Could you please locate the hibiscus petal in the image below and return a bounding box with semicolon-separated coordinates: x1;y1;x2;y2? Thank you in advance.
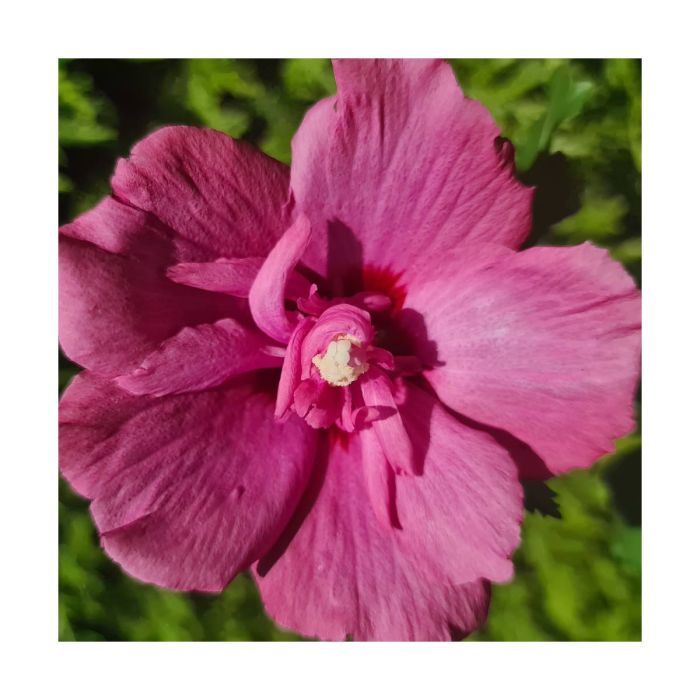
249;215;311;342
112;126;291;259
59;228;239;377
293;379;343;429
166;257;311;300
356;382;521;583
60;194;211;262
59;372;317;592
359;429;400;529
275;317;316;418
167;257;265;296
291;59;532;288
393;382;522;583
115;319;284;397
255;433;492;641
360;370;415;474
404;242;641;474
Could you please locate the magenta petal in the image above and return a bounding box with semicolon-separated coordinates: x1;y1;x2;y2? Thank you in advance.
167;257;265;296
60;194;208;262
275;317;316;419
293;379;343;429
60;372;317;592
112;126;291;259
60;210;238;377
249;215;312;342
292;378;324;418
167;257;311;300
406;242;641;474
115;319;284;397
255;434;492;641
291;59;532;285
338;387;355;432
361;371;415;474
60;133;292;376
356;381;521;583
359;429;400;529
392;382;522;583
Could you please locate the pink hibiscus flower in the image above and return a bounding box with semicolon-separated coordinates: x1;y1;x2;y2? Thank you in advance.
59;59;641;641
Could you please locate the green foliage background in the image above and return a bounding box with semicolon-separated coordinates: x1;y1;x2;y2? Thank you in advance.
59;58;641;642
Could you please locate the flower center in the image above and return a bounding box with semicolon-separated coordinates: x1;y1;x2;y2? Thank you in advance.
312;334;369;387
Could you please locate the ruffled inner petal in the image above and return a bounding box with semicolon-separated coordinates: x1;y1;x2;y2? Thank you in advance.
360;370;415;474
167;257;311;300
249;215;312;342
116;319;284;397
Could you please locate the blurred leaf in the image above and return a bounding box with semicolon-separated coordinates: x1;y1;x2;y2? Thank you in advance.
548;66;595;126
517;66;594;171
612;237;642;265
553;191;628;242
477;464;641;641
604;59;641;94
282;59;335;102
629;95;642;171
603;60;641;172
58;63;116;147
254;92;306;165
58;172;73;193
185;59;263;137
59;120;116;147
611;526;642;575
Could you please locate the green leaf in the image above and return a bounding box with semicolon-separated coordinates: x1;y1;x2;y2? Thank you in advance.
58;172;73;193
611;526;642;575
477;463;641;641
548;66;595;123
516;66;594;171
58;63;116;148
282;59;336;102
612;237;642;265
184;59;263;137
553;191;628;242
629;95;641;171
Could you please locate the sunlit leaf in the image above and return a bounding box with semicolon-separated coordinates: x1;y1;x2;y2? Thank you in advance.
58;63;116;147
282;58;335;101
611;526;642;575
553;191;628;242
516;65;594;171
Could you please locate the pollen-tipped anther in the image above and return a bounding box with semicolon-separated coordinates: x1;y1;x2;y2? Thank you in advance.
312;334;369;387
